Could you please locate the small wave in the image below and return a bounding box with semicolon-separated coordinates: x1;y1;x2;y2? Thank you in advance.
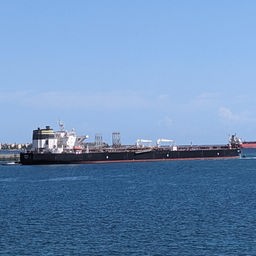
0;178;18;182
6;176;93;183
47;176;90;182
240;156;256;160
1;162;19;166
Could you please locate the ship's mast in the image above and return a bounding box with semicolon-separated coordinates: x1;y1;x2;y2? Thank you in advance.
58;120;65;131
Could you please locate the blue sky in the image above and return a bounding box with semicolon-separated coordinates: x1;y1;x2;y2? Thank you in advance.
1;0;256;145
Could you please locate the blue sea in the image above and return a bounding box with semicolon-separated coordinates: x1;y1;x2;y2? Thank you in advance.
1;159;256;255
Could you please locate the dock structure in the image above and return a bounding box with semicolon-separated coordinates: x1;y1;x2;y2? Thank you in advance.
0;153;20;161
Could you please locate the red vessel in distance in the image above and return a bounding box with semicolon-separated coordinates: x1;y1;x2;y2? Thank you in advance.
229;134;256;148
240;141;256;148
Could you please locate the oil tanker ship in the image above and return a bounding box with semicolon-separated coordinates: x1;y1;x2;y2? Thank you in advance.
20;124;241;165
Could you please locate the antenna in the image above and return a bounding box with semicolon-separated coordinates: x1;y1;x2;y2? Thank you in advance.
58;120;64;131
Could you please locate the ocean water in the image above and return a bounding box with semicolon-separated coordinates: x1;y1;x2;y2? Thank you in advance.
1;159;256;255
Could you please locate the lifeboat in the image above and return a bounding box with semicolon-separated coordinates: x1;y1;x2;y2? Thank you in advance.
73;146;83;151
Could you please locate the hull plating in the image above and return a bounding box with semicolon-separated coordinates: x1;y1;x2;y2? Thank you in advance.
20;148;241;165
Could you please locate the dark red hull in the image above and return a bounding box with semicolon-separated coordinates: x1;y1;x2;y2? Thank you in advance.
241;142;256;148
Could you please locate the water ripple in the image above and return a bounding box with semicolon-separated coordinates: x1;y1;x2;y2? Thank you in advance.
0;159;256;255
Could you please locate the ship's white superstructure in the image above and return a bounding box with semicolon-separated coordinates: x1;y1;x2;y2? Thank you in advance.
32;124;87;153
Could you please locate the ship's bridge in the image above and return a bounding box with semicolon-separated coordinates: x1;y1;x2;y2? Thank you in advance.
32;126;58;152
